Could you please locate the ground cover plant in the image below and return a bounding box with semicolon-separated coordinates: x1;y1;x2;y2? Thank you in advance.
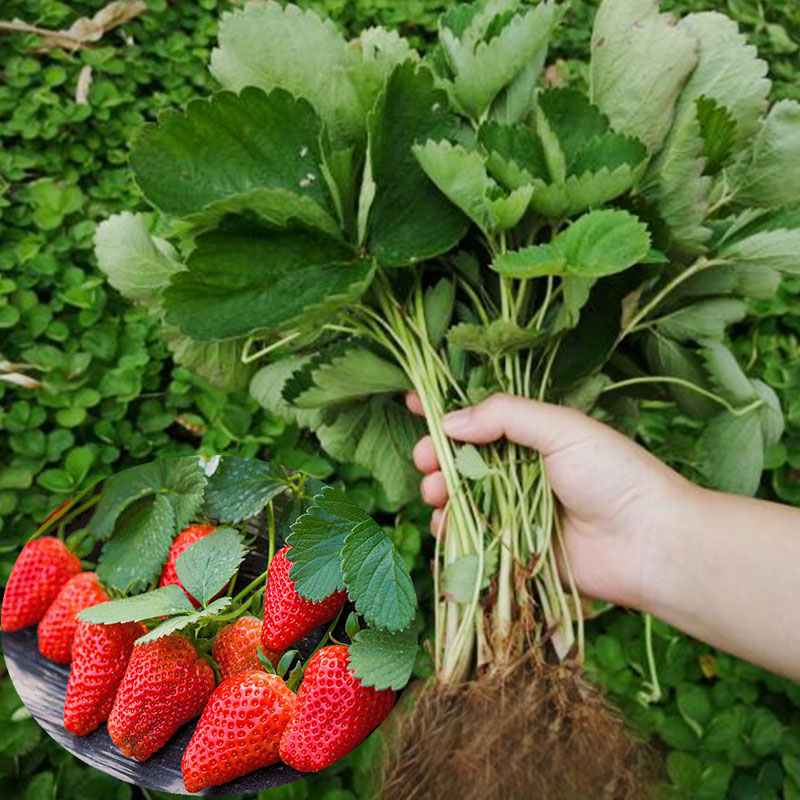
1;0;799;798
2;455;416;794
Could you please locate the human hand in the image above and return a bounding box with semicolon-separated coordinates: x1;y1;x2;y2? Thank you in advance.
407;392;697;611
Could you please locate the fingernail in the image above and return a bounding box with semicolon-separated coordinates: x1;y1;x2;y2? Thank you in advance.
442;408;470;434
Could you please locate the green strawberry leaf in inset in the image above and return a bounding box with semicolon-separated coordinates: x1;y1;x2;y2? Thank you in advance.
94;212;183;303
78;585;195;624
175;527;248;607
134;597;232;645
537;88;608;168
283;341;410;409
347;622;418;691
454;445;492;481
365;62;469;267
131;87;334;220
203;457;288;523
341;512;417;632
96;494;177;594
163;222;372;341
285;486;357;601
88;456;206;543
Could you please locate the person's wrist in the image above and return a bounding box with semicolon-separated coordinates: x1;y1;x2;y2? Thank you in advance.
635;475;708;621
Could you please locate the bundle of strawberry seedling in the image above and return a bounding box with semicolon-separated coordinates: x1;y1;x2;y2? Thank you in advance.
95;0;800;796
1;456;416;794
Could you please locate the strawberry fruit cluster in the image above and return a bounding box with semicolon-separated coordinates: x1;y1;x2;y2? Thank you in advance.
1;531;398;794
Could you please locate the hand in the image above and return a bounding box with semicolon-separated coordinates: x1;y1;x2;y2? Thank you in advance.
407;392;695;611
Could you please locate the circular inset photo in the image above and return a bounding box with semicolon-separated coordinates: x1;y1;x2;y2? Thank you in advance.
0;456;418;796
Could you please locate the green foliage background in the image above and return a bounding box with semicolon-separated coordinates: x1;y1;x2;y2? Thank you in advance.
0;1;798;798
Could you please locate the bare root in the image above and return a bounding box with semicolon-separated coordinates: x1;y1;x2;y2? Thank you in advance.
380;649;661;800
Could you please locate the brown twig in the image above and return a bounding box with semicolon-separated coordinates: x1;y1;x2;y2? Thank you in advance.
0;0;146;52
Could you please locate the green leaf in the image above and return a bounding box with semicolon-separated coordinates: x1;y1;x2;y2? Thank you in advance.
88;457;206;542
345;611;361;642
721;228;800;276
695;96;737;173
175;527;247;606
441;553;489;602
413;140;531;233
538;88;608;167
644;333;717;418
210;1;363;147
700;341;758;405
78;585;195;623
590;0;697;151
424;278;455;348
479;120;548;188
699;409;763;495
492;243;566;277
94;212;183;303
365;62;469;267
203;457;288;523
676;13;769;147
641;113;711;253
341;512;417;632
134;597;232;645
736;100;800;209
527;165;642;218
555;209;651;277
284;342;410;409
454;445;492;481
447;2;557;120
163;329;255;392
285;486;355;601
163;224;371;341
96;494;177;593
315;398;421;510
446;320;545;358
552;270;643;388
131;87;334;220
347;623;418;691
751;379;784;448
250;356;324;430
656;298;748;342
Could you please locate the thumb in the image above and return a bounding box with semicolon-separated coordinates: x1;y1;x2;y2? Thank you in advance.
441;394;601;457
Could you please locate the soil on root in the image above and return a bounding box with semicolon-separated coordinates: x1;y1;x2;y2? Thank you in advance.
380;650;661;800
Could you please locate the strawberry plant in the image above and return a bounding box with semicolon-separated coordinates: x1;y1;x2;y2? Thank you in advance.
94;0;800;795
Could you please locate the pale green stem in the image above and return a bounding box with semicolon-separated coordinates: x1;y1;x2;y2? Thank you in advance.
601;375;765;417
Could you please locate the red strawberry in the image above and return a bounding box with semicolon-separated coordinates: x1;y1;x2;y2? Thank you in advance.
1;537;82;632
63;618;148;736
213;616;282;682
159;524;217;608
279;645;395;772
260;546;347;651
107;633;215;761
181;670;296;793
38;572;109;663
